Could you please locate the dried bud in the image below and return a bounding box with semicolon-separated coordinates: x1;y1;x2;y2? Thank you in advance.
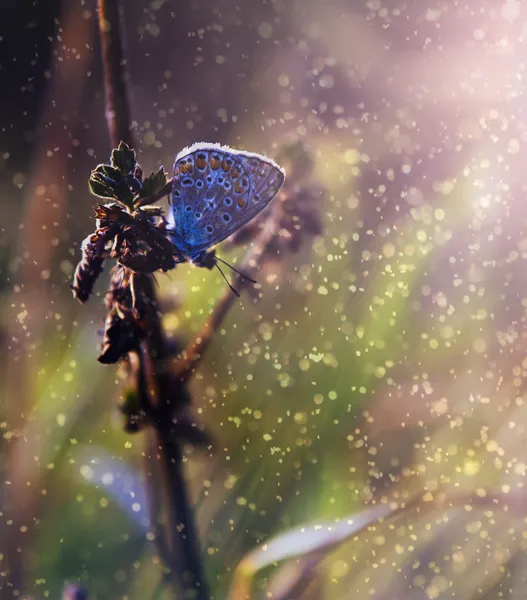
105;266;129;310
98;309;145;364
71;227;118;303
71;255;104;304
93;202;130;228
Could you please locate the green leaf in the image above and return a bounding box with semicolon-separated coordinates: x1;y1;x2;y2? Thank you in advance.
140;166;168;198
89;170;135;207
111;141;137;175
93;163;122;180
89;172;117;198
112;178;135;207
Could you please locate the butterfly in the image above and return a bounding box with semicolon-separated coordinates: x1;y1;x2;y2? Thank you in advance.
166;142;286;295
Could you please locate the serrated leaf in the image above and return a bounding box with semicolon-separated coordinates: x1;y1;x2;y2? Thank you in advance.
93;163;122;180
125;174;143;193
112;178;135;207
140;167;168;197
89;171;135;208
89;172;118;198
111;141;137;175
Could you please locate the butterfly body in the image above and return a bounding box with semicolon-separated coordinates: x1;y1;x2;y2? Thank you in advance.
167;142;285;264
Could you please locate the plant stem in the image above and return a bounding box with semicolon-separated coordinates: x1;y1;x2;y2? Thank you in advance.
140;278;210;599
96;2;209;598
97;0;133;148
156;423;209;596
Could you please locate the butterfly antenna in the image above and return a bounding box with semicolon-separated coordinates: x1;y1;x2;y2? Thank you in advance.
215;263;240;297
216;256;257;284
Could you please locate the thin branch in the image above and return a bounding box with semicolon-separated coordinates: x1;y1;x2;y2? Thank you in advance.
175;218;281;382
97;0;133;148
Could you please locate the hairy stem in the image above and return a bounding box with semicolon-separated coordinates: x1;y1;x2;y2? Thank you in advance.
97;2;209;598
140;278;210;598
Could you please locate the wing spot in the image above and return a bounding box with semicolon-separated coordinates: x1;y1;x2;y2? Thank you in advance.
210;154;221;170
196;152;207;169
196;180;204;188
222;213;232;223
206;225;213;233
182;177;194;187
235;181;248;194
179;161;193;174
195;212;202;220
237;197;247;209
174;189;181;197
206;199;215;209
185;206;192;212
224;197;233;206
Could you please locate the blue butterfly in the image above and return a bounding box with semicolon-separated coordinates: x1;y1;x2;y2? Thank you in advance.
167;142;286;295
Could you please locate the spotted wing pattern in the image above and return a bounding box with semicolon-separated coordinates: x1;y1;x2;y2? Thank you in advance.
168;142;285;258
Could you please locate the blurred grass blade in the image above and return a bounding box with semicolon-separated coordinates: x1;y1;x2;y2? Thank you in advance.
228;501;398;600
239;491;527;600
266;554;324;600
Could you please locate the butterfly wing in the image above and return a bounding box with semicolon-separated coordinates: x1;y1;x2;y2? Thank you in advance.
169;142;285;258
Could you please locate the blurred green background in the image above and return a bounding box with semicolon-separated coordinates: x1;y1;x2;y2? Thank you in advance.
3;0;527;598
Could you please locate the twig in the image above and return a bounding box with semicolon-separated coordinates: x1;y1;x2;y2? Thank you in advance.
96;2;209;598
97;0;133;148
175;219;281;382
